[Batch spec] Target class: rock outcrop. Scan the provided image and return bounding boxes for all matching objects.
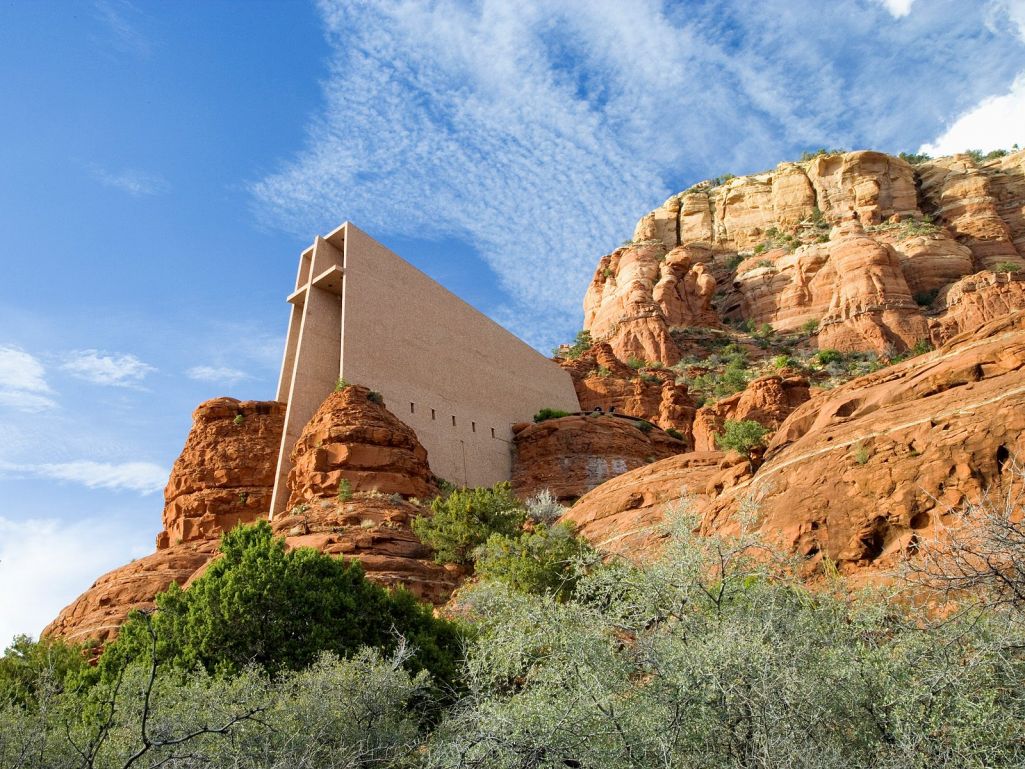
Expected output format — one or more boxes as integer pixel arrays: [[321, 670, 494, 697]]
[[512, 414, 686, 502], [558, 342, 697, 439], [159, 398, 286, 549], [564, 311, 1025, 582], [691, 375, 810, 452], [585, 149, 1025, 365], [286, 385, 437, 509]]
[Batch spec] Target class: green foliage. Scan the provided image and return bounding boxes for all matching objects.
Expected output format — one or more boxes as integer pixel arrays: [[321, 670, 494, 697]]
[[411, 482, 526, 567], [337, 478, 353, 502], [625, 356, 645, 370], [994, 261, 1023, 273], [715, 419, 770, 456], [367, 390, 384, 405], [802, 318, 819, 333], [817, 348, 844, 365], [334, 377, 350, 392], [753, 242, 766, 255], [899, 151, 932, 164], [558, 330, 593, 359], [800, 147, 847, 161], [602, 267, 614, 278], [533, 407, 570, 423], [911, 338, 933, 356], [724, 253, 744, 272], [773, 354, 797, 369], [475, 523, 596, 601], [634, 419, 654, 433], [756, 259, 774, 269], [708, 172, 736, 187], [854, 443, 871, 465], [232, 413, 245, 426], [593, 365, 612, 378], [100, 522, 463, 685], [665, 427, 685, 441], [0, 635, 92, 709], [966, 148, 1010, 163]]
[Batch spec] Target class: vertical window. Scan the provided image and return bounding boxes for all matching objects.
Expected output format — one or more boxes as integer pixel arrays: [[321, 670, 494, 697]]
[[451, 415, 456, 427], [471, 421, 476, 433], [410, 402, 415, 414], [431, 409, 436, 420], [491, 427, 496, 438]]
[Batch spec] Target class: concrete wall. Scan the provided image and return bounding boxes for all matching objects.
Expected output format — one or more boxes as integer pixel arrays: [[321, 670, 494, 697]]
[[269, 222, 580, 515]]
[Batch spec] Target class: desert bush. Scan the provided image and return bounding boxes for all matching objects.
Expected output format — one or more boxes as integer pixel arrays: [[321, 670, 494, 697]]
[[994, 261, 1023, 273], [99, 522, 462, 685], [475, 523, 597, 601], [524, 488, 565, 525], [666, 427, 685, 441], [715, 419, 770, 456], [817, 348, 844, 365], [411, 482, 525, 567], [557, 330, 592, 359], [533, 407, 570, 422]]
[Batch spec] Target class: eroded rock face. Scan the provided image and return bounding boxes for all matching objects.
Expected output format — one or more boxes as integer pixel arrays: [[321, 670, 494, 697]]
[[585, 150, 1025, 364], [559, 342, 696, 440], [930, 271, 1025, 344], [512, 414, 686, 502], [159, 398, 286, 549], [43, 541, 219, 644], [286, 385, 438, 509], [691, 375, 811, 452], [565, 311, 1025, 582], [272, 496, 458, 605]]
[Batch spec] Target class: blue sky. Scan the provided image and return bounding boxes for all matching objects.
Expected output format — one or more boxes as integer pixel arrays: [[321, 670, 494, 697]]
[[1, 0, 1023, 643]]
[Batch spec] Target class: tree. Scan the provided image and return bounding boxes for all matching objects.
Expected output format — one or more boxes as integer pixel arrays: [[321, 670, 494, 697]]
[[412, 483, 526, 566], [715, 419, 770, 456], [0, 634, 92, 710], [99, 522, 463, 685], [475, 523, 596, 601]]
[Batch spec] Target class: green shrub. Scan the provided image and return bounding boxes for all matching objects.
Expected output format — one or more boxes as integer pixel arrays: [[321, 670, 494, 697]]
[[666, 427, 685, 441], [715, 419, 770, 456], [634, 420, 654, 433], [773, 354, 797, 369], [0, 635, 93, 709], [594, 365, 612, 378], [233, 413, 245, 426], [854, 444, 870, 465], [334, 377, 350, 392], [817, 348, 843, 365], [724, 253, 744, 272], [558, 330, 593, 359], [337, 478, 353, 502], [802, 318, 819, 333], [411, 482, 526, 567], [533, 407, 570, 423], [994, 261, 1023, 273], [475, 523, 596, 601], [898, 151, 932, 164], [99, 522, 463, 684], [367, 390, 384, 405], [753, 243, 766, 255], [626, 357, 645, 370], [910, 338, 933, 356]]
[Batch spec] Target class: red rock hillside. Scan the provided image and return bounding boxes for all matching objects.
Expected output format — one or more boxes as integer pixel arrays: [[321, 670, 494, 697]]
[[563, 309, 1025, 582], [45, 388, 457, 644]]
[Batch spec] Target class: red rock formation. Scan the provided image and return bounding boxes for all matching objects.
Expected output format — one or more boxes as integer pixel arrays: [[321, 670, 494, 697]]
[[159, 398, 285, 549], [272, 496, 458, 605], [559, 342, 696, 440], [930, 271, 1025, 344], [286, 385, 437, 509], [565, 311, 1025, 582], [511, 414, 686, 502], [43, 541, 218, 644], [691, 375, 810, 452]]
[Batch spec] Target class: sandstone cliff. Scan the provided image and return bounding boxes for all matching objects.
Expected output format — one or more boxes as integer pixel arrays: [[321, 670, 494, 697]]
[[583, 149, 1025, 365]]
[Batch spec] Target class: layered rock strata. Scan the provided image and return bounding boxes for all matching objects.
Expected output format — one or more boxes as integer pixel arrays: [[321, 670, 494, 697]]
[[511, 414, 686, 502]]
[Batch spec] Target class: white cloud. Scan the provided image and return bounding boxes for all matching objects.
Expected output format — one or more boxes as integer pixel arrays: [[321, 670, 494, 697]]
[[62, 349, 156, 387], [0, 460, 168, 495], [252, 0, 1025, 350], [187, 365, 251, 385], [0, 345, 56, 412], [920, 73, 1025, 156], [0, 514, 151, 644], [93, 0, 151, 58], [875, 0, 914, 17], [88, 164, 168, 196]]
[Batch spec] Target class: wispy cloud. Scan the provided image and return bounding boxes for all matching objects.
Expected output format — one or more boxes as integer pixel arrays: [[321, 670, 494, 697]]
[[0, 459, 168, 495], [0, 514, 152, 643], [62, 350, 156, 387], [88, 164, 169, 196], [93, 0, 151, 58], [252, 0, 1025, 350], [187, 365, 251, 385], [875, 0, 914, 18], [0, 345, 56, 412]]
